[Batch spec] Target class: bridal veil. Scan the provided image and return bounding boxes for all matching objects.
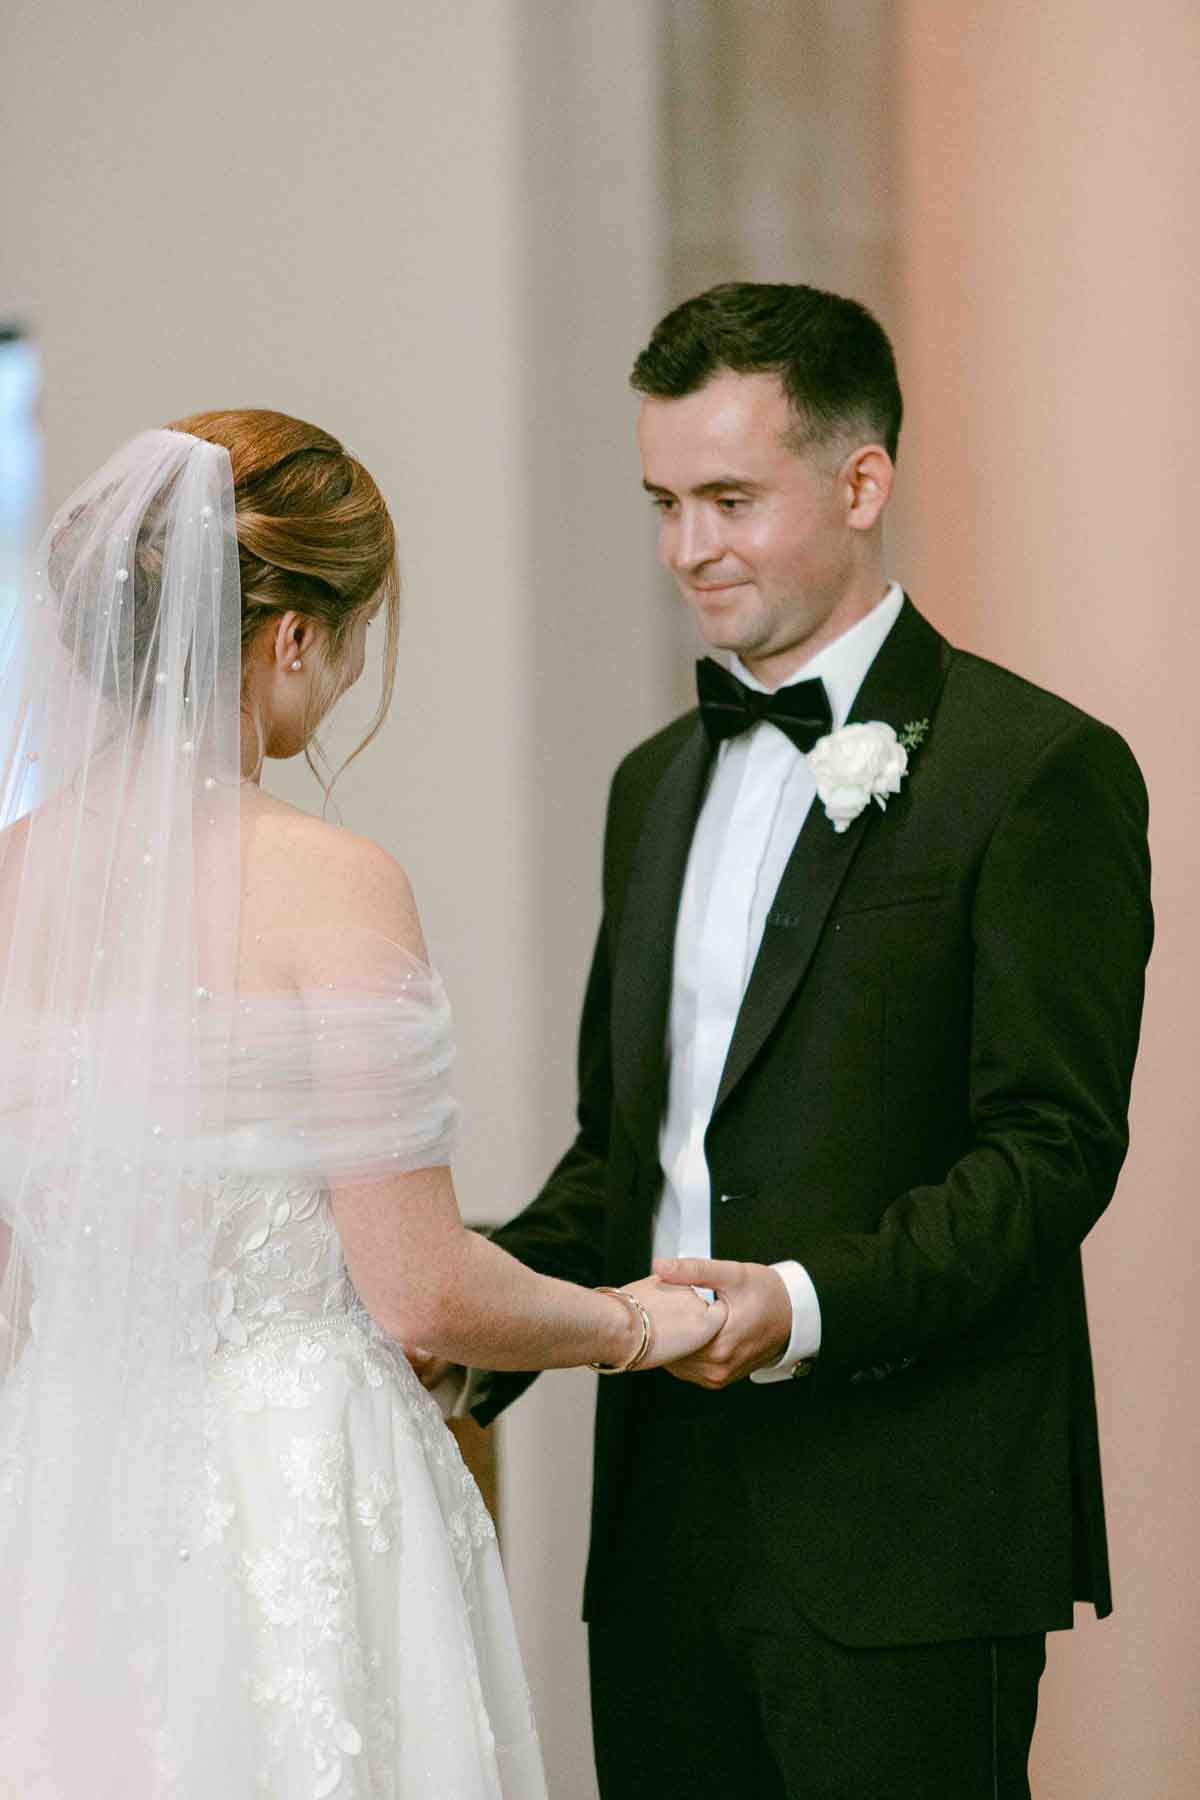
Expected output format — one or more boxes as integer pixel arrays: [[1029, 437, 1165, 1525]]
[[0, 430, 457, 1793]]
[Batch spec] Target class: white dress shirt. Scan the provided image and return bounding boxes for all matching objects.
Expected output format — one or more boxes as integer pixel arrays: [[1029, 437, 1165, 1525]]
[[653, 583, 905, 1381]]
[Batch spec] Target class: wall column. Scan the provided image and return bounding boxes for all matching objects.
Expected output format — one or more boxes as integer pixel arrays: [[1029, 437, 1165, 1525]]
[[899, 5, 1200, 1791]]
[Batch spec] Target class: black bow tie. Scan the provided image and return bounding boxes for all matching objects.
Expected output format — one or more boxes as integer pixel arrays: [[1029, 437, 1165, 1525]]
[[695, 657, 833, 755]]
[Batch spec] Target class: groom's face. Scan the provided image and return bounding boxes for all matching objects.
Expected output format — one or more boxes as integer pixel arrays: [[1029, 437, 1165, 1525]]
[[638, 370, 870, 683]]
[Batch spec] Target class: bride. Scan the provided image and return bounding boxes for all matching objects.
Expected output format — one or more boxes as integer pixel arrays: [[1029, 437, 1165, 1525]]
[[0, 413, 722, 1797]]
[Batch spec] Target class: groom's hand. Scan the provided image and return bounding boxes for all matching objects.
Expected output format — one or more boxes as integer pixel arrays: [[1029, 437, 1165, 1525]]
[[652, 1257, 791, 1388]]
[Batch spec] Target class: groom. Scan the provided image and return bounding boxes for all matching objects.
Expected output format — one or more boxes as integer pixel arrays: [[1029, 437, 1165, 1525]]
[[472, 283, 1152, 1797]]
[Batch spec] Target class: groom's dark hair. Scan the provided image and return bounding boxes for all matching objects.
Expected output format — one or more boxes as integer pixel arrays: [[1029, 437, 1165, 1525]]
[[630, 281, 902, 463]]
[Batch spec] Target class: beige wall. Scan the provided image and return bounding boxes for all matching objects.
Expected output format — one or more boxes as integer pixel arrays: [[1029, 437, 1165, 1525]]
[[900, 4, 1200, 1792]]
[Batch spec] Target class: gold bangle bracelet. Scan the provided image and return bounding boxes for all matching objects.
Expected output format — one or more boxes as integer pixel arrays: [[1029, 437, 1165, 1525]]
[[590, 1285, 652, 1374]]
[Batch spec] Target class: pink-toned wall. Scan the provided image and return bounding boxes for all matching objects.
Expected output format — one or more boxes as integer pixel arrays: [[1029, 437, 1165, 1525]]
[[899, 4, 1200, 1791]]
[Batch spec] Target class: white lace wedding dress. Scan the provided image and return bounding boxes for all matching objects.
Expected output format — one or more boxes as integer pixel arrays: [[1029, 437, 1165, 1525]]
[[195, 1172, 545, 1798]]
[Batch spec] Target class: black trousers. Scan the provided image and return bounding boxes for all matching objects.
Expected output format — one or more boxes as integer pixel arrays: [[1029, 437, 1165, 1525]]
[[587, 1379, 1045, 1800]]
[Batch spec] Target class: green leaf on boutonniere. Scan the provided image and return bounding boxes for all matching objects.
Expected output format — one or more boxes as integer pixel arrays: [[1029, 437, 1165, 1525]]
[[897, 718, 929, 753]]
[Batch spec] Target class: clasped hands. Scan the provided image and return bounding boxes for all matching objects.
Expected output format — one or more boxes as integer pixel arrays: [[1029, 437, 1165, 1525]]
[[629, 1258, 793, 1387], [407, 1258, 792, 1393]]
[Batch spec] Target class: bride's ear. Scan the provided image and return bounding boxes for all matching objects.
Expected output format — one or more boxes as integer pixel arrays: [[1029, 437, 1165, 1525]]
[[267, 610, 320, 673]]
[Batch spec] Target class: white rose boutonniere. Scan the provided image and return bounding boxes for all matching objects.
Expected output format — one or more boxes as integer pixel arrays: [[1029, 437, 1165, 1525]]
[[808, 718, 929, 834]]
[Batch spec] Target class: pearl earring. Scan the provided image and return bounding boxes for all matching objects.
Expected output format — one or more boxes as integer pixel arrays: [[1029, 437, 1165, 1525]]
[[290, 659, 303, 671]]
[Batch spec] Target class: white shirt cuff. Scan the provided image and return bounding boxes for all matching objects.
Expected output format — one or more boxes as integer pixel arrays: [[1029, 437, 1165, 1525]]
[[748, 1259, 822, 1383]]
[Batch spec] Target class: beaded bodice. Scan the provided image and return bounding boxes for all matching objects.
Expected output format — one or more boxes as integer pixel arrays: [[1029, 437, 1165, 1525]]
[[205, 1174, 359, 1354]]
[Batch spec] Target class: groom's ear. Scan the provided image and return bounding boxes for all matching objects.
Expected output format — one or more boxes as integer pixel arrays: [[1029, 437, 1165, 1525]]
[[842, 444, 893, 532]]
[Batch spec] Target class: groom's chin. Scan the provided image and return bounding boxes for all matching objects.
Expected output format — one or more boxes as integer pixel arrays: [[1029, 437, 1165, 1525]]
[[686, 610, 748, 655]]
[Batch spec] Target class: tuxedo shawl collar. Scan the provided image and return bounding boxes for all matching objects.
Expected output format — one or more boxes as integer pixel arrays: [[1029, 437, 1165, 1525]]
[[610, 599, 951, 1151]]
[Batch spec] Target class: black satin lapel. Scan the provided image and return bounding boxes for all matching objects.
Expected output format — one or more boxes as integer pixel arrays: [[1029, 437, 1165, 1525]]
[[611, 722, 714, 1153], [714, 600, 951, 1114], [712, 794, 873, 1113]]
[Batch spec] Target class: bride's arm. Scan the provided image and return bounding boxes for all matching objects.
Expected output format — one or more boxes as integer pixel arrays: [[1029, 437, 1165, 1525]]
[[330, 1163, 711, 1371], [296, 828, 719, 1371]]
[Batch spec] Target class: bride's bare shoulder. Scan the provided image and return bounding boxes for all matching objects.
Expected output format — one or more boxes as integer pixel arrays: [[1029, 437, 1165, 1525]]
[[242, 794, 425, 957]]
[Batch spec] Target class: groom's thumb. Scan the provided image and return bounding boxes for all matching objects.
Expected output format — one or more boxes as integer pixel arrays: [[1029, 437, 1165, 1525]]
[[654, 1255, 730, 1290]]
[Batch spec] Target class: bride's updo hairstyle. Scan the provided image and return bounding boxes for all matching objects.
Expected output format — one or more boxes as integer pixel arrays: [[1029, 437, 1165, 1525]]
[[169, 408, 400, 800]]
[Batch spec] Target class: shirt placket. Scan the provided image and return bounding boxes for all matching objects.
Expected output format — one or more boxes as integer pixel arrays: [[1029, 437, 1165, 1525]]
[[678, 728, 784, 1256]]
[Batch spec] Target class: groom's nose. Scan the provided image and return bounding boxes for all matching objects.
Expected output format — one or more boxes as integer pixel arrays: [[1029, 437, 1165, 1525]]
[[670, 502, 725, 576]]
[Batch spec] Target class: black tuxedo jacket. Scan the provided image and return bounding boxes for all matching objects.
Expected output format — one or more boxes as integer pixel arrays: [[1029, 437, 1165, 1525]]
[[476, 599, 1152, 1647]]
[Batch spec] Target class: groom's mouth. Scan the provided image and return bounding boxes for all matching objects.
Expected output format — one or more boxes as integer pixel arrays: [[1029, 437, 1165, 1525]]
[[690, 580, 749, 599]]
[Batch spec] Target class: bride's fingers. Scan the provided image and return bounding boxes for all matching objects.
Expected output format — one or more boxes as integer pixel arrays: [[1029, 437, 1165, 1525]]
[[703, 1295, 730, 1338], [674, 1292, 727, 1348]]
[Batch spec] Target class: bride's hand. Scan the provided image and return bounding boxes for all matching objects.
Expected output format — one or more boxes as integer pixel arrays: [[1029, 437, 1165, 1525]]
[[618, 1275, 727, 1370]]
